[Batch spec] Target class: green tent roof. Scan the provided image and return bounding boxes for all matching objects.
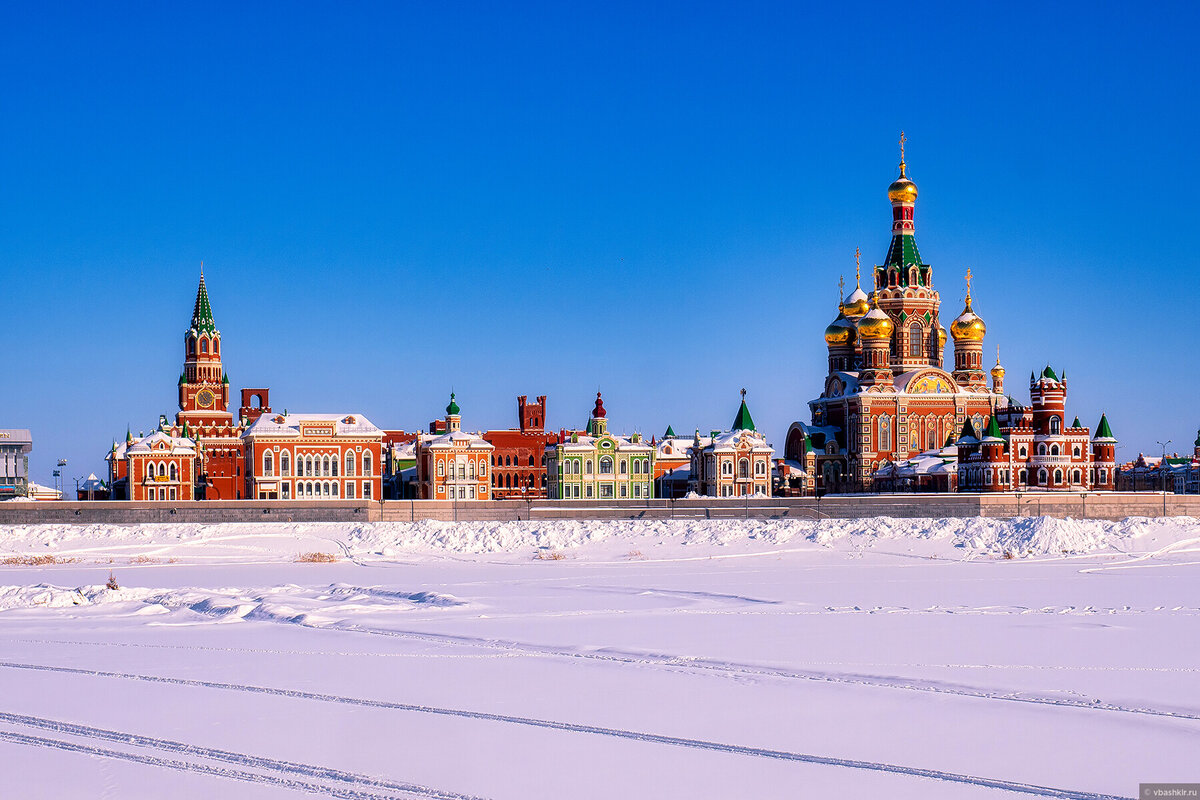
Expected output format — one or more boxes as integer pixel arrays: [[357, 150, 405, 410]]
[[883, 233, 924, 270], [664, 425, 676, 438], [958, 418, 978, 442], [191, 273, 218, 335], [731, 398, 756, 432], [1072, 416, 1081, 428], [1041, 365, 1058, 381], [983, 415, 1003, 439], [1094, 413, 1114, 440]]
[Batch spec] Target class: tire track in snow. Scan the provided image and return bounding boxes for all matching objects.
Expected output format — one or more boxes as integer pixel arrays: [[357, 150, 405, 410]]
[[0, 660, 1131, 799], [0, 711, 486, 800], [0, 729, 432, 800], [311, 622, 1200, 723]]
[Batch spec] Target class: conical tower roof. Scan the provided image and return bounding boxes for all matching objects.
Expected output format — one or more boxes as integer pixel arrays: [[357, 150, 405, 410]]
[[664, 425, 676, 439], [191, 269, 218, 335], [1093, 414, 1115, 442], [731, 390, 756, 432]]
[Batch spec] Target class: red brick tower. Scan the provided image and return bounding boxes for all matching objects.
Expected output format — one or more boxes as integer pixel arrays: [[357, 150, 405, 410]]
[[518, 395, 547, 432], [1090, 414, 1117, 490], [178, 269, 233, 429]]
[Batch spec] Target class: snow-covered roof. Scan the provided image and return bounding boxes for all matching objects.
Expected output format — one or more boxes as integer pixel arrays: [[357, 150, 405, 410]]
[[420, 430, 493, 450], [701, 428, 774, 453], [243, 413, 382, 439], [555, 433, 653, 453], [656, 437, 698, 458], [127, 431, 197, 456]]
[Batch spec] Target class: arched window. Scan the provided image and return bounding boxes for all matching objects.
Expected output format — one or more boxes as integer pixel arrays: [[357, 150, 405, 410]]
[[619, 459, 627, 474], [1053, 469, 1063, 484], [200, 339, 208, 354], [585, 460, 593, 475], [1019, 468, 1028, 484], [1050, 417, 1061, 434], [1038, 468, 1048, 485], [504, 474, 511, 488], [458, 463, 466, 479], [721, 460, 733, 476], [281, 452, 290, 476], [878, 416, 892, 452], [159, 461, 168, 479], [479, 461, 486, 477], [738, 458, 750, 479], [468, 461, 475, 479], [362, 453, 371, 476], [1099, 468, 1107, 483], [331, 457, 338, 477], [147, 462, 156, 478], [600, 456, 613, 474], [528, 455, 534, 466], [755, 460, 766, 476], [331, 483, 339, 499], [345, 452, 354, 477], [1051, 444, 1060, 456], [1019, 446, 1027, 459], [1037, 443, 1047, 456], [505, 455, 511, 467], [437, 461, 444, 477], [909, 325, 923, 359], [264, 451, 273, 477], [1073, 446, 1081, 458], [1072, 469, 1081, 484]]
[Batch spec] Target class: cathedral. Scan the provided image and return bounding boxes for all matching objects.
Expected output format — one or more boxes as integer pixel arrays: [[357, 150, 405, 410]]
[[786, 140, 1015, 492]]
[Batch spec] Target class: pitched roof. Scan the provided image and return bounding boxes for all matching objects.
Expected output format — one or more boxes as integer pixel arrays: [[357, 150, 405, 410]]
[[983, 415, 1003, 441], [191, 273, 218, 335], [1041, 365, 1059, 381], [664, 425, 676, 439], [957, 418, 979, 444], [1093, 413, 1115, 441], [731, 399, 756, 432]]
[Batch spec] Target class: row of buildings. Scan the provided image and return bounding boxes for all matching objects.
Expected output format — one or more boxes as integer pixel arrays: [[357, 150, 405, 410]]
[[93, 140, 1173, 502]]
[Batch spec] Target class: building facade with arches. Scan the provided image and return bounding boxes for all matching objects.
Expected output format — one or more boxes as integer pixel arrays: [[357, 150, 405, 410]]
[[956, 367, 1117, 492], [415, 394, 494, 501], [787, 145, 1010, 493], [688, 395, 774, 497], [482, 394, 557, 499], [123, 431, 199, 501], [242, 413, 383, 501], [545, 393, 655, 500]]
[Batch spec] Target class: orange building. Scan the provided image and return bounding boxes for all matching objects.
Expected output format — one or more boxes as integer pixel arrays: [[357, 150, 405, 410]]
[[124, 431, 199, 501], [416, 394, 494, 500], [242, 413, 383, 500]]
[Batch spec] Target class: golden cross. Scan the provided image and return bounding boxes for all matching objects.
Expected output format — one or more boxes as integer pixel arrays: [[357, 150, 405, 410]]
[[838, 274, 845, 300], [965, 267, 973, 298], [854, 247, 861, 283], [899, 131, 907, 163]]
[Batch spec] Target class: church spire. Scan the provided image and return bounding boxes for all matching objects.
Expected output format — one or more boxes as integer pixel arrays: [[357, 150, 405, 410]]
[[883, 132, 924, 275], [191, 264, 217, 335]]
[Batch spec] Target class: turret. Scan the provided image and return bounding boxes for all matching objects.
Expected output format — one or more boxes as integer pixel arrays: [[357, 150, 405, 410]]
[[857, 293, 894, 387], [588, 392, 608, 436], [445, 392, 462, 433], [950, 269, 987, 390], [1030, 366, 1067, 435], [990, 347, 1005, 395], [1091, 414, 1117, 490]]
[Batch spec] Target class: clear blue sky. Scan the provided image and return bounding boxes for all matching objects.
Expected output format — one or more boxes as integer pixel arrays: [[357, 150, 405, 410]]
[[3, 1, 1198, 485]]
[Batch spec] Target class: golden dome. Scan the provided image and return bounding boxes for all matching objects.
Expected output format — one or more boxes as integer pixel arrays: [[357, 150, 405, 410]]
[[991, 361, 1005, 379], [937, 325, 947, 349], [857, 300, 894, 341], [950, 297, 986, 342], [825, 314, 856, 347], [842, 285, 870, 319], [888, 162, 918, 204]]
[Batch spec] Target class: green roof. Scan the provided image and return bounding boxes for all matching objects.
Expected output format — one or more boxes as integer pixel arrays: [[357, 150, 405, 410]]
[[191, 274, 218, 335], [664, 425, 676, 438], [958, 418, 978, 441], [446, 392, 460, 415], [1072, 416, 1081, 428], [1041, 365, 1058, 381], [1094, 413, 1114, 439], [731, 398, 756, 432], [883, 233, 924, 270], [983, 415, 1003, 439]]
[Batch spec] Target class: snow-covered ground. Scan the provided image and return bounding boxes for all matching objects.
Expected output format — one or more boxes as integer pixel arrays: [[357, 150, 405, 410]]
[[0, 517, 1197, 799]]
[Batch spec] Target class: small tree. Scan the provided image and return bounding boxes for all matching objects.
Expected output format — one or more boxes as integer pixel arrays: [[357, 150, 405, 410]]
[[105, 571, 119, 590]]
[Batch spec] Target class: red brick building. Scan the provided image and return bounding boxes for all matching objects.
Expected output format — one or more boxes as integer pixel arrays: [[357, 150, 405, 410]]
[[242, 413, 384, 500], [483, 395, 557, 499]]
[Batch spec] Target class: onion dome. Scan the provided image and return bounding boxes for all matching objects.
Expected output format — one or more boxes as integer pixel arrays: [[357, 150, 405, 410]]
[[937, 325, 948, 350], [592, 391, 606, 419], [888, 161, 918, 204], [824, 312, 856, 346], [857, 295, 894, 341], [446, 392, 460, 416], [990, 352, 1005, 381], [842, 284, 870, 319], [950, 295, 986, 342]]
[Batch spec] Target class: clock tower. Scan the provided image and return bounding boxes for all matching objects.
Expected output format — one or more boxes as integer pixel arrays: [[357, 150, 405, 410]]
[[178, 269, 233, 429]]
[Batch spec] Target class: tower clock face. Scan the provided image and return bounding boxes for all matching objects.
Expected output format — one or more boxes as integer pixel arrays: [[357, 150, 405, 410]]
[[196, 389, 215, 409]]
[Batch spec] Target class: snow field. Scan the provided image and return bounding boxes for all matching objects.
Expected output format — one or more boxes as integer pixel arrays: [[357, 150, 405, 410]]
[[0, 517, 1197, 798]]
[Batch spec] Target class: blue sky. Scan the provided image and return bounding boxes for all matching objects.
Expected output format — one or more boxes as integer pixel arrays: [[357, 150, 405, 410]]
[[3, 2, 1198, 485]]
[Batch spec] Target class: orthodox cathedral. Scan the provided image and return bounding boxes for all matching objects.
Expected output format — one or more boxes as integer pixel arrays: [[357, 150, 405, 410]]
[[786, 137, 1115, 493]]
